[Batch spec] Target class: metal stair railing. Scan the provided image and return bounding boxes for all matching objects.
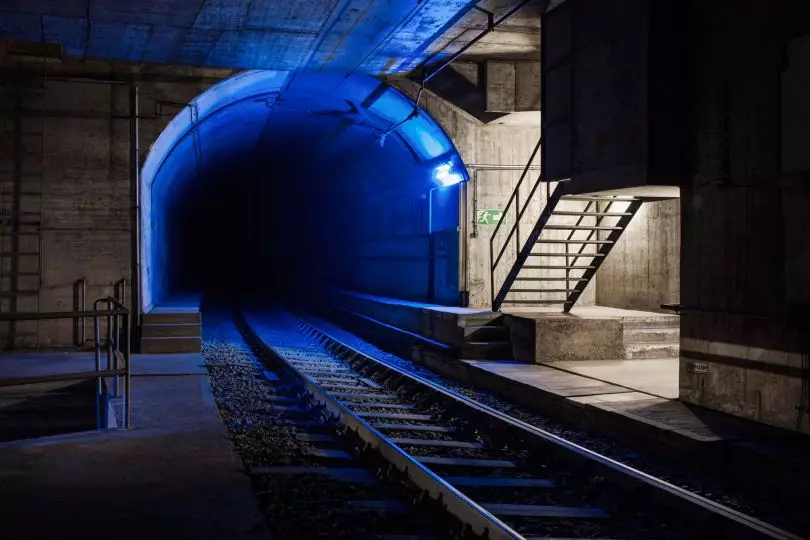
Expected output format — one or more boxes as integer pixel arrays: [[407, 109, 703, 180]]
[[491, 183, 565, 311], [0, 298, 132, 429]]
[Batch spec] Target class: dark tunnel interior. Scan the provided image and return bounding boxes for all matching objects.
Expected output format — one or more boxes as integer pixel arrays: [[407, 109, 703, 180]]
[[142, 70, 466, 312]]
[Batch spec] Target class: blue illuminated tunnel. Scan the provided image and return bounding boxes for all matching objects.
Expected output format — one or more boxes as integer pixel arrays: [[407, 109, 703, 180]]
[[141, 70, 467, 312]]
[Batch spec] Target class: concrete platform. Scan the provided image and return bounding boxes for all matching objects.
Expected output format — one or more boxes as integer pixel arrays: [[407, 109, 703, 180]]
[[0, 352, 269, 540], [329, 290, 810, 490], [549, 358, 679, 399]]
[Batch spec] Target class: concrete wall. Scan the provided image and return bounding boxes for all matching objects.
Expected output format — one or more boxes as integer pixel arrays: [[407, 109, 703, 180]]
[[676, 2, 810, 434], [0, 51, 228, 347], [597, 200, 680, 312], [542, 0, 685, 194], [394, 78, 597, 309]]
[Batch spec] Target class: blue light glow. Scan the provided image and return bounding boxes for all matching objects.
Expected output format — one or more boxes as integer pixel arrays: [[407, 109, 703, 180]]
[[433, 161, 464, 187]]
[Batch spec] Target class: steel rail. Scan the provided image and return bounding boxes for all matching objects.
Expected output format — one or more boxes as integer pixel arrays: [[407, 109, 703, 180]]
[[238, 309, 523, 540], [289, 311, 804, 540]]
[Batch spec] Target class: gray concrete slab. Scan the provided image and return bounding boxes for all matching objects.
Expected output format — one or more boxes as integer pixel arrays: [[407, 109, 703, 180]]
[[0, 365, 269, 540]]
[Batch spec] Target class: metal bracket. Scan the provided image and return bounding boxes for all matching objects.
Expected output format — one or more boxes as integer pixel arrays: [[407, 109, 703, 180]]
[[473, 5, 496, 28]]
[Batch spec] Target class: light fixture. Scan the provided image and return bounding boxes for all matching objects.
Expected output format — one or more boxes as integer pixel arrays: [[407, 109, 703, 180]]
[[433, 161, 463, 187]]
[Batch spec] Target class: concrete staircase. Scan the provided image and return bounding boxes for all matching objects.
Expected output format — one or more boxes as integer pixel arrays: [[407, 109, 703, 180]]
[[423, 311, 513, 360], [622, 317, 679, 359], [141, 309, 201, 354]]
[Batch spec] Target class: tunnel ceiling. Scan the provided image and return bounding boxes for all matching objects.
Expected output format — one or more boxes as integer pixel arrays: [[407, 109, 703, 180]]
[[0, 0, 541, 73]]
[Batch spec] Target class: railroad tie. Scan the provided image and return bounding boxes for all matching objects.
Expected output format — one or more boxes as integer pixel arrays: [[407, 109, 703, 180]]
[[342, 401, 418, 410], [358, 412, 434, 421], [391, 438, 484, 449], [482, 503, 609, 519], [417, 456, 518, 468], [443, 476, 555, 488], [373, 423, 456, 433]]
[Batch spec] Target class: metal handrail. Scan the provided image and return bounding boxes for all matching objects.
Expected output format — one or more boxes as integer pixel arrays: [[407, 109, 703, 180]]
[[489, 137, 559, 310], [0, 299, 131, 429], [489, 138, 541, 244]]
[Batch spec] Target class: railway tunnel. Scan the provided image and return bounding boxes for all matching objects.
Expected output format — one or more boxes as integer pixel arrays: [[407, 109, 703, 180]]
[[1, 0, 809, 537], [142, 70, 466, 312]]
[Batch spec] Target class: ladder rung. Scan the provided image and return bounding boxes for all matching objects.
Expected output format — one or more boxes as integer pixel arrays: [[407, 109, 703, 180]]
[[543, 225, 622, 231], [523, 265, 596, 270], [553, 211, 633, 217], [0, 271, 39, 277], [529, 252, 604, 257], [0, 191, 42, 197], [0, 252, 38, 257], [536, 239, 613, 244], [0, 290, 38, 297]]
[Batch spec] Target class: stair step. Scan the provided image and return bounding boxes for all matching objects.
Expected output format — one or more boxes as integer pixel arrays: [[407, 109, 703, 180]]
[[562, 195, 638, 201], [462, 325, 509, 341], [623, 328, 679, 344], [142, 311, 200, 325], [536, 239, 614, 244], [140, 335, 201, 354], [622, 317, 680, 329], [522, 265, 596, 270], [507, 289, 579, 293], [543, 225, 623, 231], [529, 252, 604, 257], [624, 342, 680, 360], [516, 277, 587, 282], [141, 323, 201, 338], [501, 300, 566, 305], [553, 211, 633, 217]]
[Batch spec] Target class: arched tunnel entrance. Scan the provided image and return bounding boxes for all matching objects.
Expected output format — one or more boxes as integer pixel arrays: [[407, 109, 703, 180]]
[[140, 70, 467, 314]]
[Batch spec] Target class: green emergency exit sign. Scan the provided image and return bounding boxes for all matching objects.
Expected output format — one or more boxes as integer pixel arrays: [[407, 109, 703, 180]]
[[477, 209, 503, 225]]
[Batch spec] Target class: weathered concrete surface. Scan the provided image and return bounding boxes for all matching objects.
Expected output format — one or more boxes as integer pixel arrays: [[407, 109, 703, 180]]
[[507, 314, 624, 363], [597, 199, 680, 312], [0, 55, 229, 348], [541, 0, 685, 194], [0, 0, 540, 74], [676, 3, 810, 434], [505, 307, 679, 363], [0, 357, 268, 540], [485, 61, 541, 113]]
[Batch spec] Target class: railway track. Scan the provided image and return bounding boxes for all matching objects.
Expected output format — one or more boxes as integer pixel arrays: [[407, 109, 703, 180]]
[[238, 307, 804, 540], [205, 310, 458, 539]]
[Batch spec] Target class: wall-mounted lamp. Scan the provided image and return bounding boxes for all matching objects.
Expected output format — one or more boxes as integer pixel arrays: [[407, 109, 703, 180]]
[[433, 161, 464, 187]]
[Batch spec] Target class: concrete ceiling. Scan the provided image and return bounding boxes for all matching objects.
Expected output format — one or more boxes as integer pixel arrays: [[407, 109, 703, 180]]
[[0, 0, 542, 74]]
